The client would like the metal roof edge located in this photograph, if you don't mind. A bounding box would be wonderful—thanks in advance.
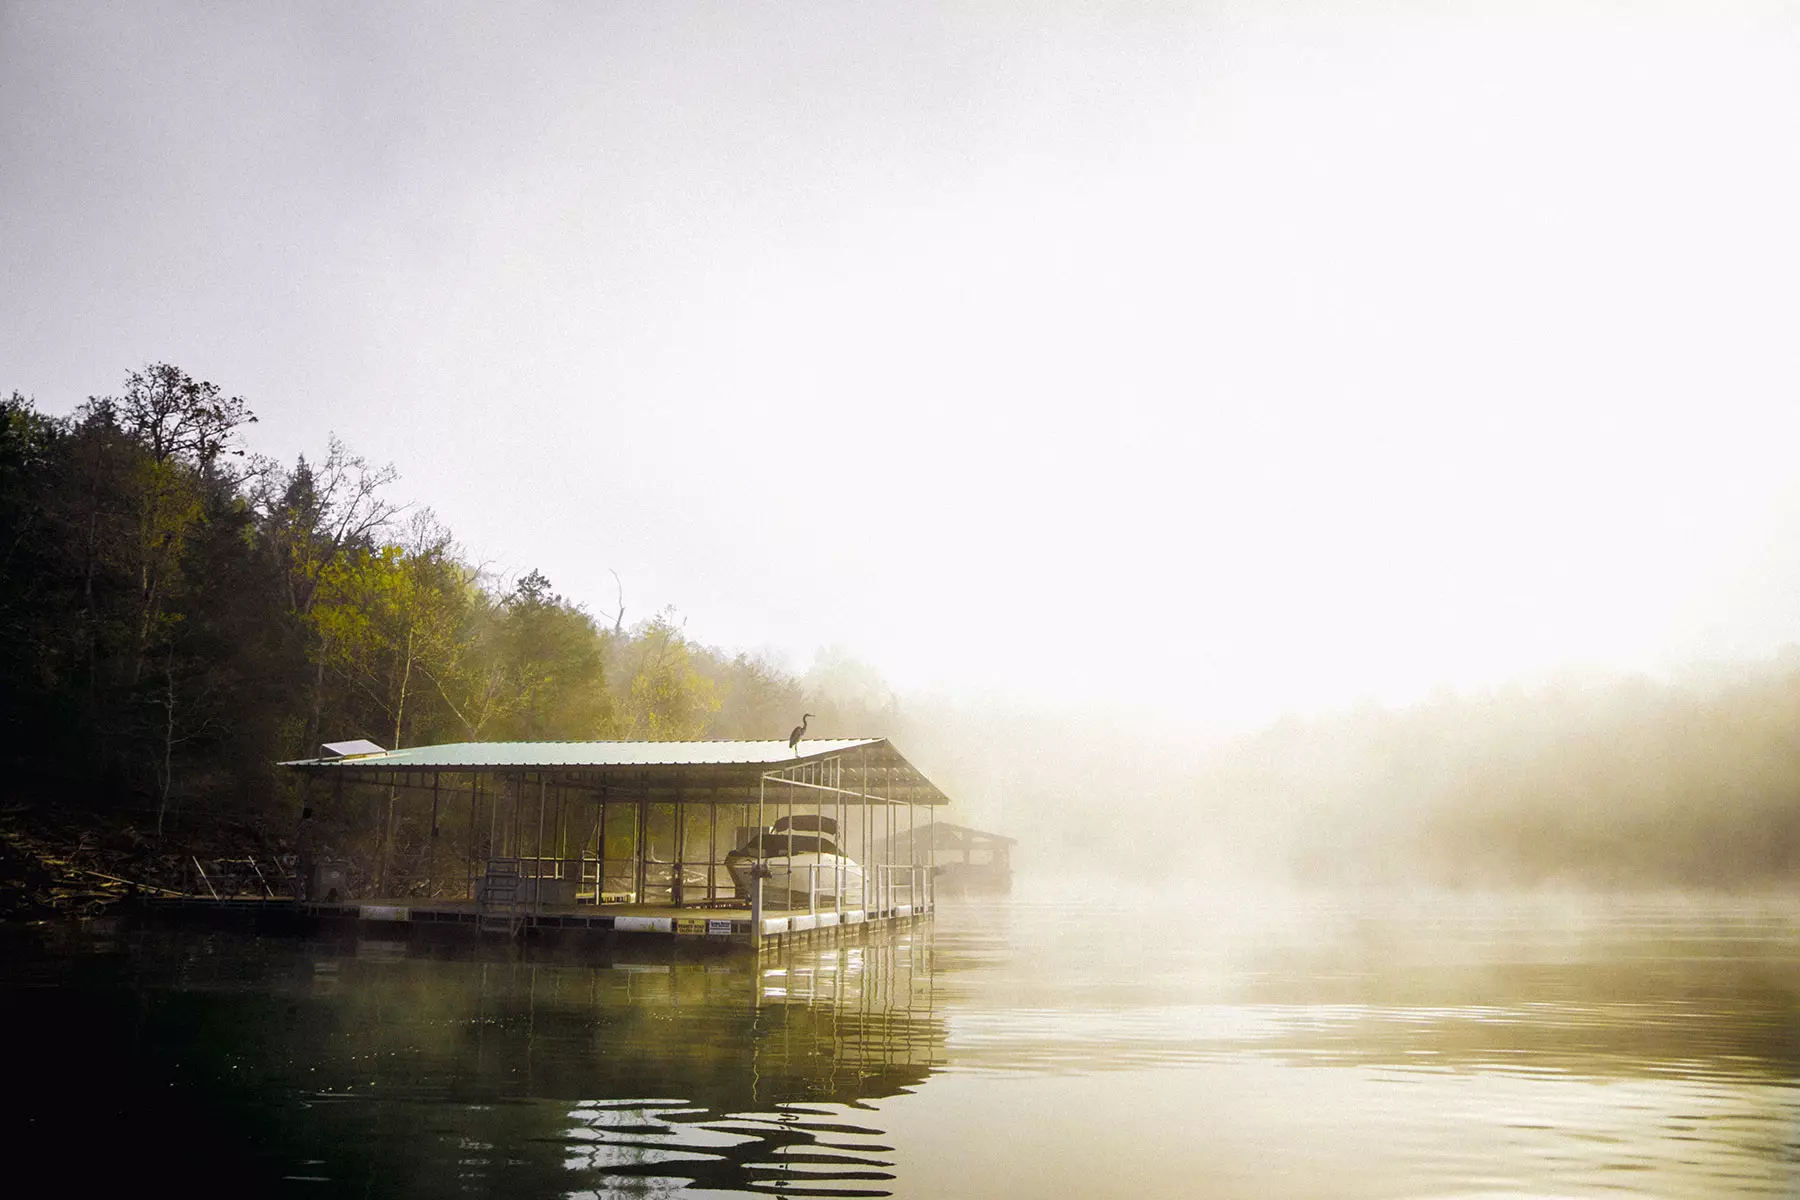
[277,737,891,770]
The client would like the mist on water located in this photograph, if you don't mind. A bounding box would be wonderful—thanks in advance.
[6,2,1799,912]
[877,654,1800,900]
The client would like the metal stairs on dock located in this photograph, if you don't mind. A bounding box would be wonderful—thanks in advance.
[477,857,523,937]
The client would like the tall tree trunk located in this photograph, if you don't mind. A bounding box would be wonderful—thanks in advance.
[79,495,100,711]
[132,562,154,686]
[307,639,328,753]
[377,629,414,894]
[154,649,175,842]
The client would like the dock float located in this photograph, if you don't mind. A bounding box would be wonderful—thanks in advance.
[145,894,932,950]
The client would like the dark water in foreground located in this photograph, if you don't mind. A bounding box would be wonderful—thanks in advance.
[5,890,1798,1198]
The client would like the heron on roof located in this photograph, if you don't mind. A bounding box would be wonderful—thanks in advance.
[789,713,814,754]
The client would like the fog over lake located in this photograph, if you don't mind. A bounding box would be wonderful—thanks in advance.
[11,890,1799,1197]
[5,4,1800,1196]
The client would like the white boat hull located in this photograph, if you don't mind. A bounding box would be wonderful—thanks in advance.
[729,853,865,909]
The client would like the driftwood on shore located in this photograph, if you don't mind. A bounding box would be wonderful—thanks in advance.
[0,811,289,920]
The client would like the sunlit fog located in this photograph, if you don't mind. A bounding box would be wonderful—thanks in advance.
[8,1,1799,729]
[8,5,1800,1198]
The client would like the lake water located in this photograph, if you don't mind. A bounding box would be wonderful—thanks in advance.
[6,888,1798,1197]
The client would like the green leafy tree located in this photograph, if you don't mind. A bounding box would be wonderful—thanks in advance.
[105,365,257,686]
[256,436,400,750]
[0,393,73,766]
[616,609,719,739]
[310,525,471,752]
[487,570,613,740]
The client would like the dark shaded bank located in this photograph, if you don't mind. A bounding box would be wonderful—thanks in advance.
[0,804,287,921]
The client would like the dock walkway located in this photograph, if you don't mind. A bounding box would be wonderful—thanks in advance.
[147,894,933,949]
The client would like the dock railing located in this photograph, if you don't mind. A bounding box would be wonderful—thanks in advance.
[480,856,931,916]
[861,864,930,915]
[779,863,929,915]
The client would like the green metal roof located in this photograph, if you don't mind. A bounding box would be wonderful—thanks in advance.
[279,737,952,806]
[280,738,885,770]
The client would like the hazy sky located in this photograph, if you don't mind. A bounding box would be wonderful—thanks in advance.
[5,1,1799,726]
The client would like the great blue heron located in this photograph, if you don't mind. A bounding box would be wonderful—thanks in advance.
[788,713,813,754]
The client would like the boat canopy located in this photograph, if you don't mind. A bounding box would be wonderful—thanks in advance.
[728,832,845,860]
[772,814,838,836]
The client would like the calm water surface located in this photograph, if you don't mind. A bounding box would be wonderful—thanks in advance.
[6,889,1798,1197]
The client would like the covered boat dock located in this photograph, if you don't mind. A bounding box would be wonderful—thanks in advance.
[278,738,950,947]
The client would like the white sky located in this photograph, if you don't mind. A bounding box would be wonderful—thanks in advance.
[5,0,1799,727]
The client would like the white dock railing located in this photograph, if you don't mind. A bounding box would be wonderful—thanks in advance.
[781,862,932,915]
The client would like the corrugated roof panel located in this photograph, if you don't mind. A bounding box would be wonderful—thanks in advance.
[280,738,884,770]
[319,739,386,758]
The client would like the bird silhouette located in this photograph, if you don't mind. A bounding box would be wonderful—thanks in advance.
[789,713,813,754]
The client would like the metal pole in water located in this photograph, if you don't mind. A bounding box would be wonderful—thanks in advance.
[466,773,479,899]
[834,758,843,917]
[535,774,547,915]
[427,772,441,895]
[910,794,918,907]
[750,862,767,941]
[927,798,935,910]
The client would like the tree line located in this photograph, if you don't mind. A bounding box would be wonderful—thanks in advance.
[0,365,892,844]
[1080,667,1800,890]
[7,364,1796,889]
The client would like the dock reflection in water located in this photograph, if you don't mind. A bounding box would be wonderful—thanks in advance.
[7,924,940,1198]
[552,938,939,1197]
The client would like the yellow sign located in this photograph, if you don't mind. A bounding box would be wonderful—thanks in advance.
[675,918,707,936]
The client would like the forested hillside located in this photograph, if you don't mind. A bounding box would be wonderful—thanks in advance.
[0,366,891,851]
[5,366,1798,896]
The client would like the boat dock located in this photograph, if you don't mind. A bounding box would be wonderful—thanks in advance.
[314,894,931,947]
[146,894,933,950]
[202,736,954,952]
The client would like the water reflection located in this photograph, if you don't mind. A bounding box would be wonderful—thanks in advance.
[927,893,1800,1085]
[899,893,1800,1199]
[8,892,1799,1198]
[546,938,936,1197]
[564,1101,898,1198]
[5,924,939,1197]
